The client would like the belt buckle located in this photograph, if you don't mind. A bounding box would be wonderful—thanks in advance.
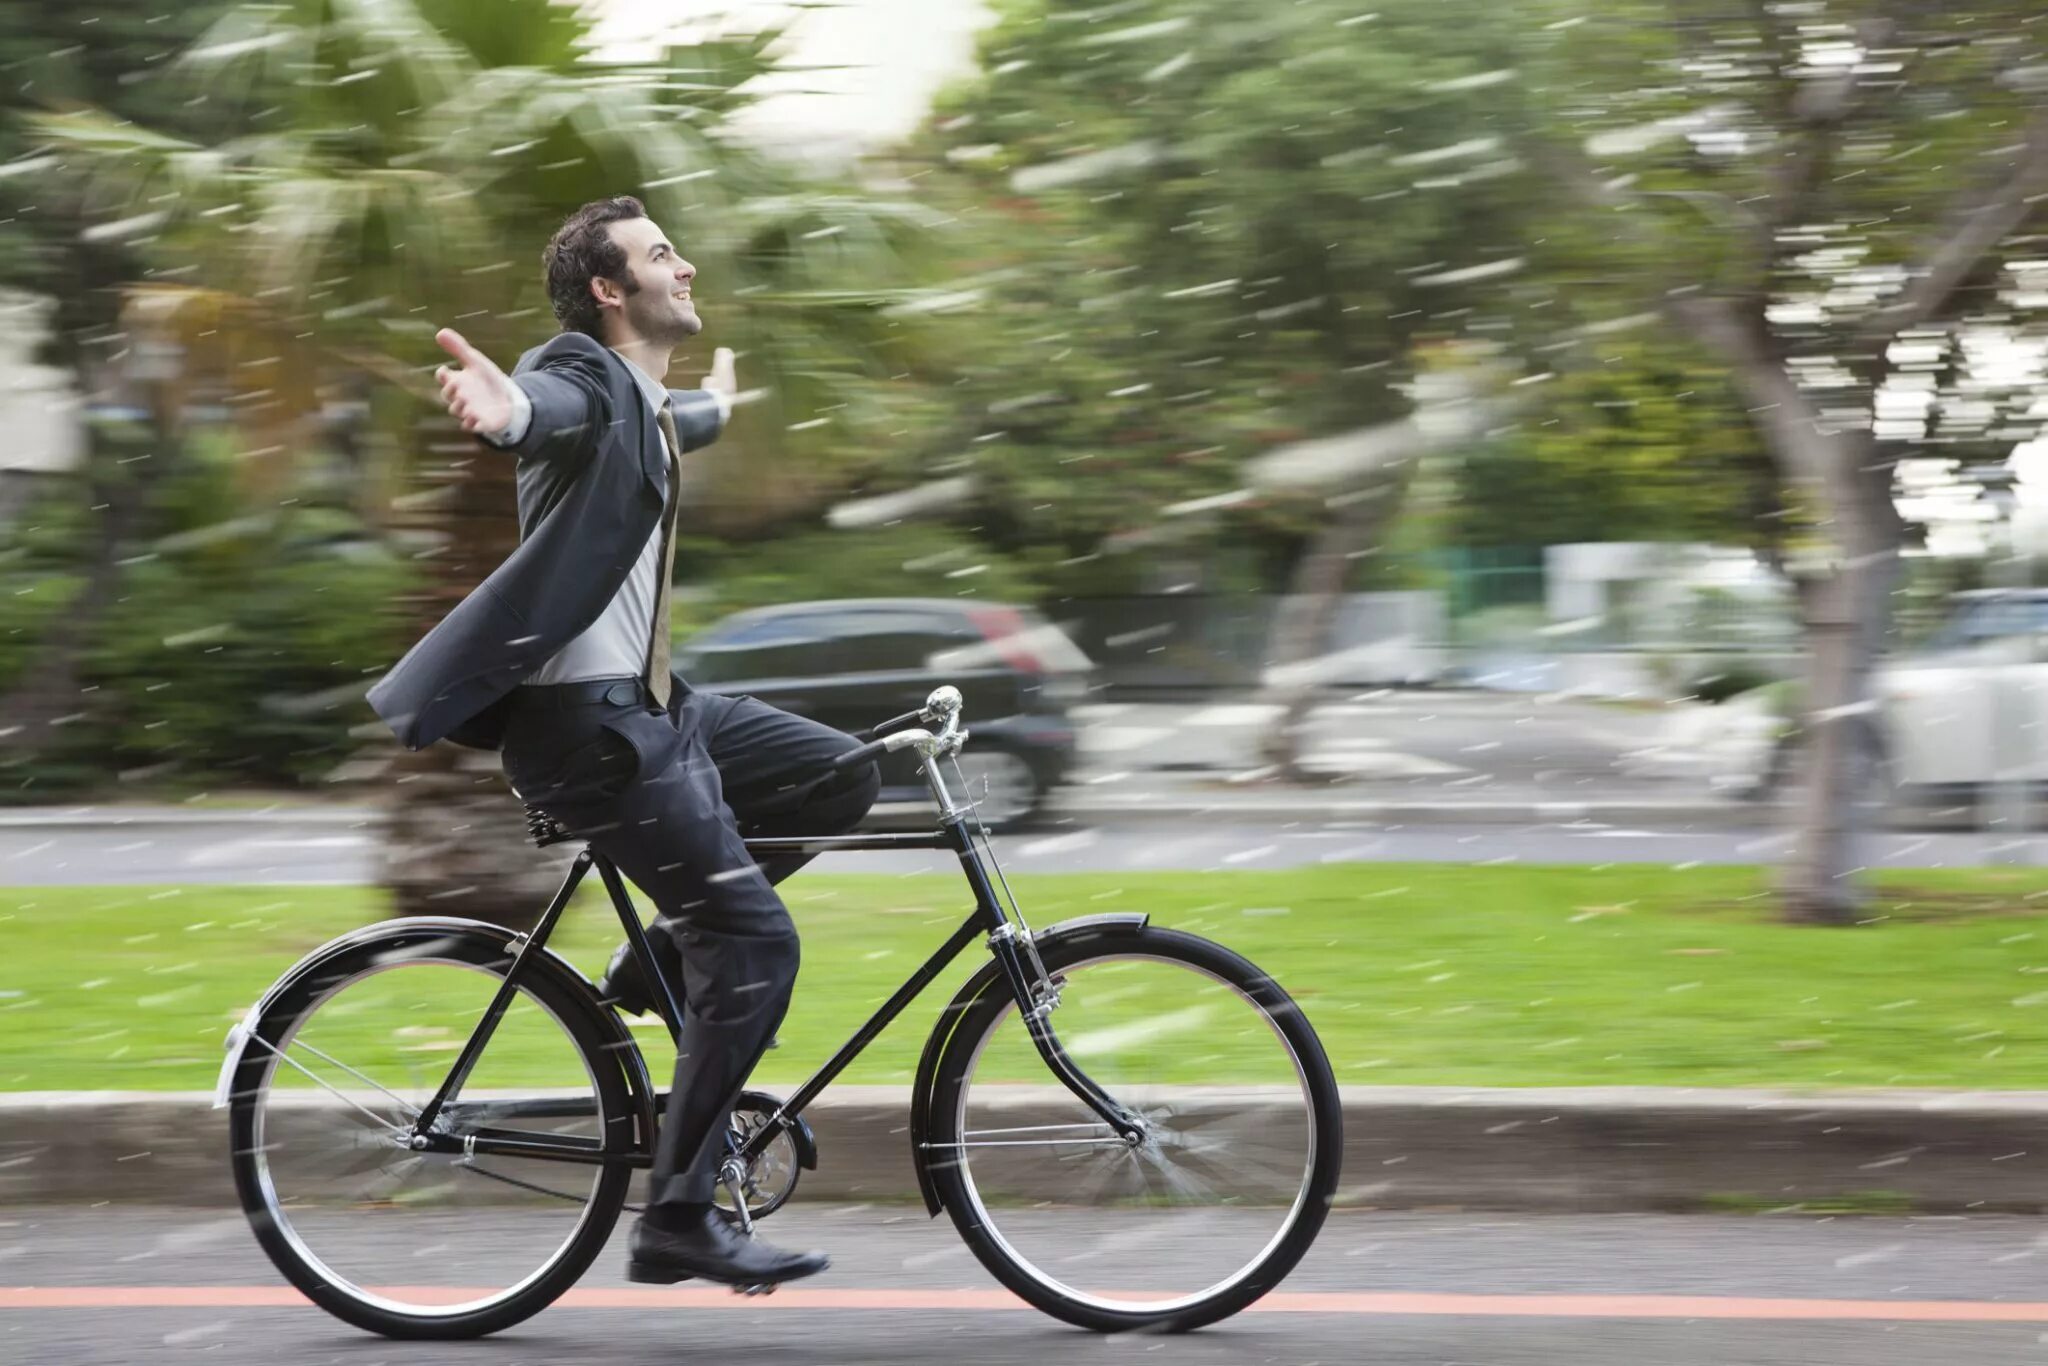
[603,680,640,707]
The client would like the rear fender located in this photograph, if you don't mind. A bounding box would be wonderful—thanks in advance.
[215,917,658,1153]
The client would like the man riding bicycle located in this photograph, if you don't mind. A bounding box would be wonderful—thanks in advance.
[366,195,878,1288]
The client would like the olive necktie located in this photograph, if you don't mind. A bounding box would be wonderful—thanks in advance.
[644,402,683,710]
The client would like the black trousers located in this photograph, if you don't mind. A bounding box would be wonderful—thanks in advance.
[499,678,880,1206]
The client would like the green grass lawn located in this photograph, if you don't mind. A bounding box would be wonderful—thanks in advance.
[6,863,2048,1093]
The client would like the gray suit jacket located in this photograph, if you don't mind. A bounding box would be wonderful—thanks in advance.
[366,331,724,751]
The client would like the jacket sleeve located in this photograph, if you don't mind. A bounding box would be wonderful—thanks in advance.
[493,333,614,468]
[482,386,534,448]
[665,387,727,454]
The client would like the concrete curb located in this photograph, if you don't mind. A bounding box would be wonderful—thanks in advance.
[7,1085,2045,1214]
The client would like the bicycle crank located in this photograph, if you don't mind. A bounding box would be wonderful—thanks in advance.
[711,1090,815,1224]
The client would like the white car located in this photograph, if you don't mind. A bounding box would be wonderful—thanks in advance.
[1728,589,2048,803]
[1870,589,2048,794]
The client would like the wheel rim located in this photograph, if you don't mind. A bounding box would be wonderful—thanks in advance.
[946,952,1317,1315]
[247,956,612,1321]
[951,750,1037,824]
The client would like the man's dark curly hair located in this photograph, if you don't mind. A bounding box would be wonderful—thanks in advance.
[543,196,647,338]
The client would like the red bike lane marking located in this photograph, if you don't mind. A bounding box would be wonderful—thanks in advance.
[6,1286,2048,1321]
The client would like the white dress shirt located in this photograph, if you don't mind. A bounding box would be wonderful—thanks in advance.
[486,351,731,686]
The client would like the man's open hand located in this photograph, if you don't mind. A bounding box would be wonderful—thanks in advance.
[701,347,737,400]
[434,328,519,436]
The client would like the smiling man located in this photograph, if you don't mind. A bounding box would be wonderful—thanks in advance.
[366,196,879,1288]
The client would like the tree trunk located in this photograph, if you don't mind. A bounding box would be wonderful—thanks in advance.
[376,743,577,931]
[363,414,572,931]
[1679,301,1904,928]
[1256,473,1409,779]
[1774,440,1902,926]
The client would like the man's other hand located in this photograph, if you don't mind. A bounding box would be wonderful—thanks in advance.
[701,346,737,400]
[434,328,518,435]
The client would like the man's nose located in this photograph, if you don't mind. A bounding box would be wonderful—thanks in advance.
[677,259,696,283]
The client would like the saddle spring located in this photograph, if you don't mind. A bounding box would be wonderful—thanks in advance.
[521,799,574,849]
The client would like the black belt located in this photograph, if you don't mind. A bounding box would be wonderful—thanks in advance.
[511,676,646,709]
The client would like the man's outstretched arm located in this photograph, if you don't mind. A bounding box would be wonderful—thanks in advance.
[667,346,737,453]
[434,328,610,466]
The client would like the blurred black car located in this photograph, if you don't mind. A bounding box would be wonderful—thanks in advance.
[673,598,1093,826]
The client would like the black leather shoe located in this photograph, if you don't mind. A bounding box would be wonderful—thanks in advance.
[595,938,675,1018]
[597,939,778,1047]
[626,1208,829,1287]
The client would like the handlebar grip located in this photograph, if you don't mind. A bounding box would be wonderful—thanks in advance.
[831,736,892,773]
[855,709,925,741]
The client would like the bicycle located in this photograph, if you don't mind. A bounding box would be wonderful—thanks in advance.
[216,685,1343,1338]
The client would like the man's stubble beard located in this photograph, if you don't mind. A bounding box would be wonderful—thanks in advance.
[621,277,702,346]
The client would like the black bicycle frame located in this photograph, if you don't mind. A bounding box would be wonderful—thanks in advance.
[410,809,1144,1170]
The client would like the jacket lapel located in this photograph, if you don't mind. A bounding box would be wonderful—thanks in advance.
[635,401,667,504]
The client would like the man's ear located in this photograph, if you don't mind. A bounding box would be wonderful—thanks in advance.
[589,275,623,311]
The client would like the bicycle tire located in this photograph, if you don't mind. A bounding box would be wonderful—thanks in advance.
[924,923,1342,1332]
[225,921,635,1340]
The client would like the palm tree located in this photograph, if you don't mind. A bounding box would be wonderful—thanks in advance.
[29,0,941,923]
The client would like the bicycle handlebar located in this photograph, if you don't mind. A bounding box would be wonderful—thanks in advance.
[830,734,895,773]
[854,709,925,742]
[832,686,966,773]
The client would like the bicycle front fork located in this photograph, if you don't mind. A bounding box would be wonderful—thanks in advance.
[984,923,1147,1147]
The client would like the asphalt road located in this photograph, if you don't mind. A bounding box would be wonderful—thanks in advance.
[9,1204,2048,1364]
[0,817,2036,884]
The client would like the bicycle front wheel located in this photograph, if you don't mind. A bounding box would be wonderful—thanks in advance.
[926,924,1342,1332]
[225,923,635,1339]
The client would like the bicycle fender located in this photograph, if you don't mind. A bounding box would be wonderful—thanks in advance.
[907,912,1150,1217]
[217,916,498,1108]
[214,917,659,1154]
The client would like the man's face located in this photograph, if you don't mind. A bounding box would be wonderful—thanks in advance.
[595,216,700,344]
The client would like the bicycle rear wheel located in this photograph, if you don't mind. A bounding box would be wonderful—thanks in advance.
[926,924,1341,1332]
[225,923,634,1339]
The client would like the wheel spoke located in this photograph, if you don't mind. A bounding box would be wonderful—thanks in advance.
[285,1036,424,1120]
[248,1032,411,1135]
[455,1161,603,1207]
[934,1136,1131,1149]
[961,1122,1117,1138]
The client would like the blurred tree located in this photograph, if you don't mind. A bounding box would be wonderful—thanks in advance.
[78,430,416,793]
[0,3,234,793]
[1451,342,1776,550]
[888,0,1546,773]
[1519,0,2048,923]
[27,0,944,924]
[896,0,1529,556]
[0,3,227,358]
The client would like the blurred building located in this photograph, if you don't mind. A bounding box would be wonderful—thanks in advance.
[1545,543,1792,646]
[0,290,84,524]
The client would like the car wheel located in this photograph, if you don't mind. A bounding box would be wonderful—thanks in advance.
[948,748,1042,828]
